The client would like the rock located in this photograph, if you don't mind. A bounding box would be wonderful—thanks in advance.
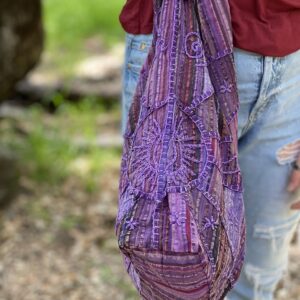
[0,0,44,100]
[16,43,124,102]
[76,44,124,81]
[67,77,122,100]
[71,133,123,151]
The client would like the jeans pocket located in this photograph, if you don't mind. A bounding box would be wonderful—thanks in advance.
[127,37,152,74]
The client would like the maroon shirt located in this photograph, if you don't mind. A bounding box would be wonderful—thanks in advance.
[119,0,153,35]
[229,0,300,56]
[119,0,300,57]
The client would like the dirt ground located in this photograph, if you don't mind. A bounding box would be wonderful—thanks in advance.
[0,175,138,300]
[0,175,299,300]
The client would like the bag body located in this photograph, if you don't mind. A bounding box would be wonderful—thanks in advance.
[115,0,246,299]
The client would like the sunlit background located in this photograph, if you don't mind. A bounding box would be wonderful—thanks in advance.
[0,1,299,299]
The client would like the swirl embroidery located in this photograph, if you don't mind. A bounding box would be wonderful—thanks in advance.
[184,32,206,66]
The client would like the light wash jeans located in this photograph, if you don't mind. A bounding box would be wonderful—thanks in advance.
[120,33,300,300]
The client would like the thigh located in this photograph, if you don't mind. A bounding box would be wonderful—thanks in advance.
[237,49,300,221]
[228,49,300,299]
[121,33,153,135]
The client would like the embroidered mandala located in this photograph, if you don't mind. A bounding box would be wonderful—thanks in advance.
[127,112,207,194]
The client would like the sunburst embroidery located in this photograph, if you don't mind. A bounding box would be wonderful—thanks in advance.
[166,115,205,187]
[128,118,162,193]
[128,114,206,193]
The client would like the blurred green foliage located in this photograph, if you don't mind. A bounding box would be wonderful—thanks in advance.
[43,0,125,50]
[42,0,126,80]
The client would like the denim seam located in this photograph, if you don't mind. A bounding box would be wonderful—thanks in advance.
[241,56,275,134]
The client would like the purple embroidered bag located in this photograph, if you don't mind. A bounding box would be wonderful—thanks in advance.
[115,0,246,299]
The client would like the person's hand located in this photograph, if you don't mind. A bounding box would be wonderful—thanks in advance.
[287,155,300,209]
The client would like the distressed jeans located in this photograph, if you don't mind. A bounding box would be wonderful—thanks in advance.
[120,33,300,300]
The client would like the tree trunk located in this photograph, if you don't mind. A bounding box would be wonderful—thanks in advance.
[0,0,44,100]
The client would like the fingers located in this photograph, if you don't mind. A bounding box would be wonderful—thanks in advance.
[291,201,300,210]
[287,169,300,192]
[287,155,300,192]
[288,156,300,210]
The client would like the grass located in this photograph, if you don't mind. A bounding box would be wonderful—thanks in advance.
[1,96,121,191]
[60,215,85,230]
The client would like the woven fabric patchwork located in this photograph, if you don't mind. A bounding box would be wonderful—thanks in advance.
[115,0,246,299]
